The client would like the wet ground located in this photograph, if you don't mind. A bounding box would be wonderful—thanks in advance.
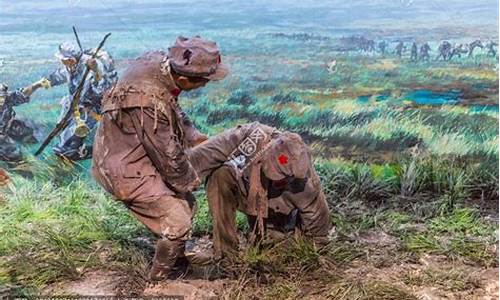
[34,233,498,299]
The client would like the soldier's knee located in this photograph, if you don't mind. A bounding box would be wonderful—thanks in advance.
[159,196,193,241]
[161,220,191,241]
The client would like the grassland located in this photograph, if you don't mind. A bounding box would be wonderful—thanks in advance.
[0,33,498,298]
[0,153,497,298]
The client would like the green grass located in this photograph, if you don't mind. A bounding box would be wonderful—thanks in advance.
[403,266,481,292]
[403,207,497,267]
[0,151,497,292]
[0,167,251,291]
[328,278,418,300]
[0,173,149,289]
[186,91,498,165]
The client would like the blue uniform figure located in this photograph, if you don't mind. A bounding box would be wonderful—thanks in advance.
[419,43,431,61]
[0,84,36,161]
[30,42,117,160]
[410,42,418,61]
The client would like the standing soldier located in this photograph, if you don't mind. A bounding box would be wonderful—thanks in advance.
[378,40,388,56]
[410,42,418,61]
[91,36,228,281]
[185,122,332,261]
[486,40,498,57]
[467,40,484,58]
[26,42,117,160]
[419,42,431,61]
[0,84,38,162]
[449,44,468,60]
[395,41,405,59]
[436,41,452,60]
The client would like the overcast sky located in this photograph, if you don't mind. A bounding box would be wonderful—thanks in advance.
[1,0,498,34]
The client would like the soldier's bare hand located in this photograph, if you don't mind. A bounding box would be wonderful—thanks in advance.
[37,78,51,89]
[86,58,98,71]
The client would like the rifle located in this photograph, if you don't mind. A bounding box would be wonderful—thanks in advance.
[34,31,111,156]
[72,26,84,64]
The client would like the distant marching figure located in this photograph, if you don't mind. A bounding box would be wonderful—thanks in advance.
[436,41,452,60]
[419,43,431,61]
[367,39,375,52]
[26,42,117,160]
[449,44,468,60]
[395,41,405,59]
[410,42,418,61]
[486,40,498,57]
[467,40,484,57]
[378,40,388,56]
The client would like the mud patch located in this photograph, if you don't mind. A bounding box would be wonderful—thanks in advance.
[355,231,398,247]
[143,279,227,300]
[42,270,122,296]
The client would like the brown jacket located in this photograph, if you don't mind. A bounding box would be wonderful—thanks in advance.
[92,51,201,202]
[188,122,332,237]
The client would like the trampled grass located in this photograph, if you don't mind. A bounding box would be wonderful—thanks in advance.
[328,278,418,300]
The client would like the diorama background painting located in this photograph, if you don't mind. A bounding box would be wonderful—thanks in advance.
[0,0,498,298]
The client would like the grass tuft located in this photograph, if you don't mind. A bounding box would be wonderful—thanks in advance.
[328,278,418,300]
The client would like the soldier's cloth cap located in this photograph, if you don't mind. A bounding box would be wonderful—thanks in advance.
[167,36,228,81]
[261,132,309,181]
[55,42,81,60]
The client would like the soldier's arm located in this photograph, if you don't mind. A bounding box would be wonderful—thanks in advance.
[128,107,201,194]
[179,111,208,147]
[186,122,272,179]
[47,67,69,87]
[87,57,104,82]
[88,56,117,96]
[21,77,51,97]
[282,171,332,238]
[21,66,65,97]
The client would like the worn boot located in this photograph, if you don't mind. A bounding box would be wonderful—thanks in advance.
[148,238,185,281]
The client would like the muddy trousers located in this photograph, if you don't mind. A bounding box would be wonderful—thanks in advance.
[205,166,242,259]
[126,194,196,281]
[205,166,300,258]
[92,161,196,279]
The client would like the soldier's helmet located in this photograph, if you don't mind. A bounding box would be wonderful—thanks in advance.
[167,36,229,81]
[0,84,8,97]
[261,132,310,181]
[55,42,81,60]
